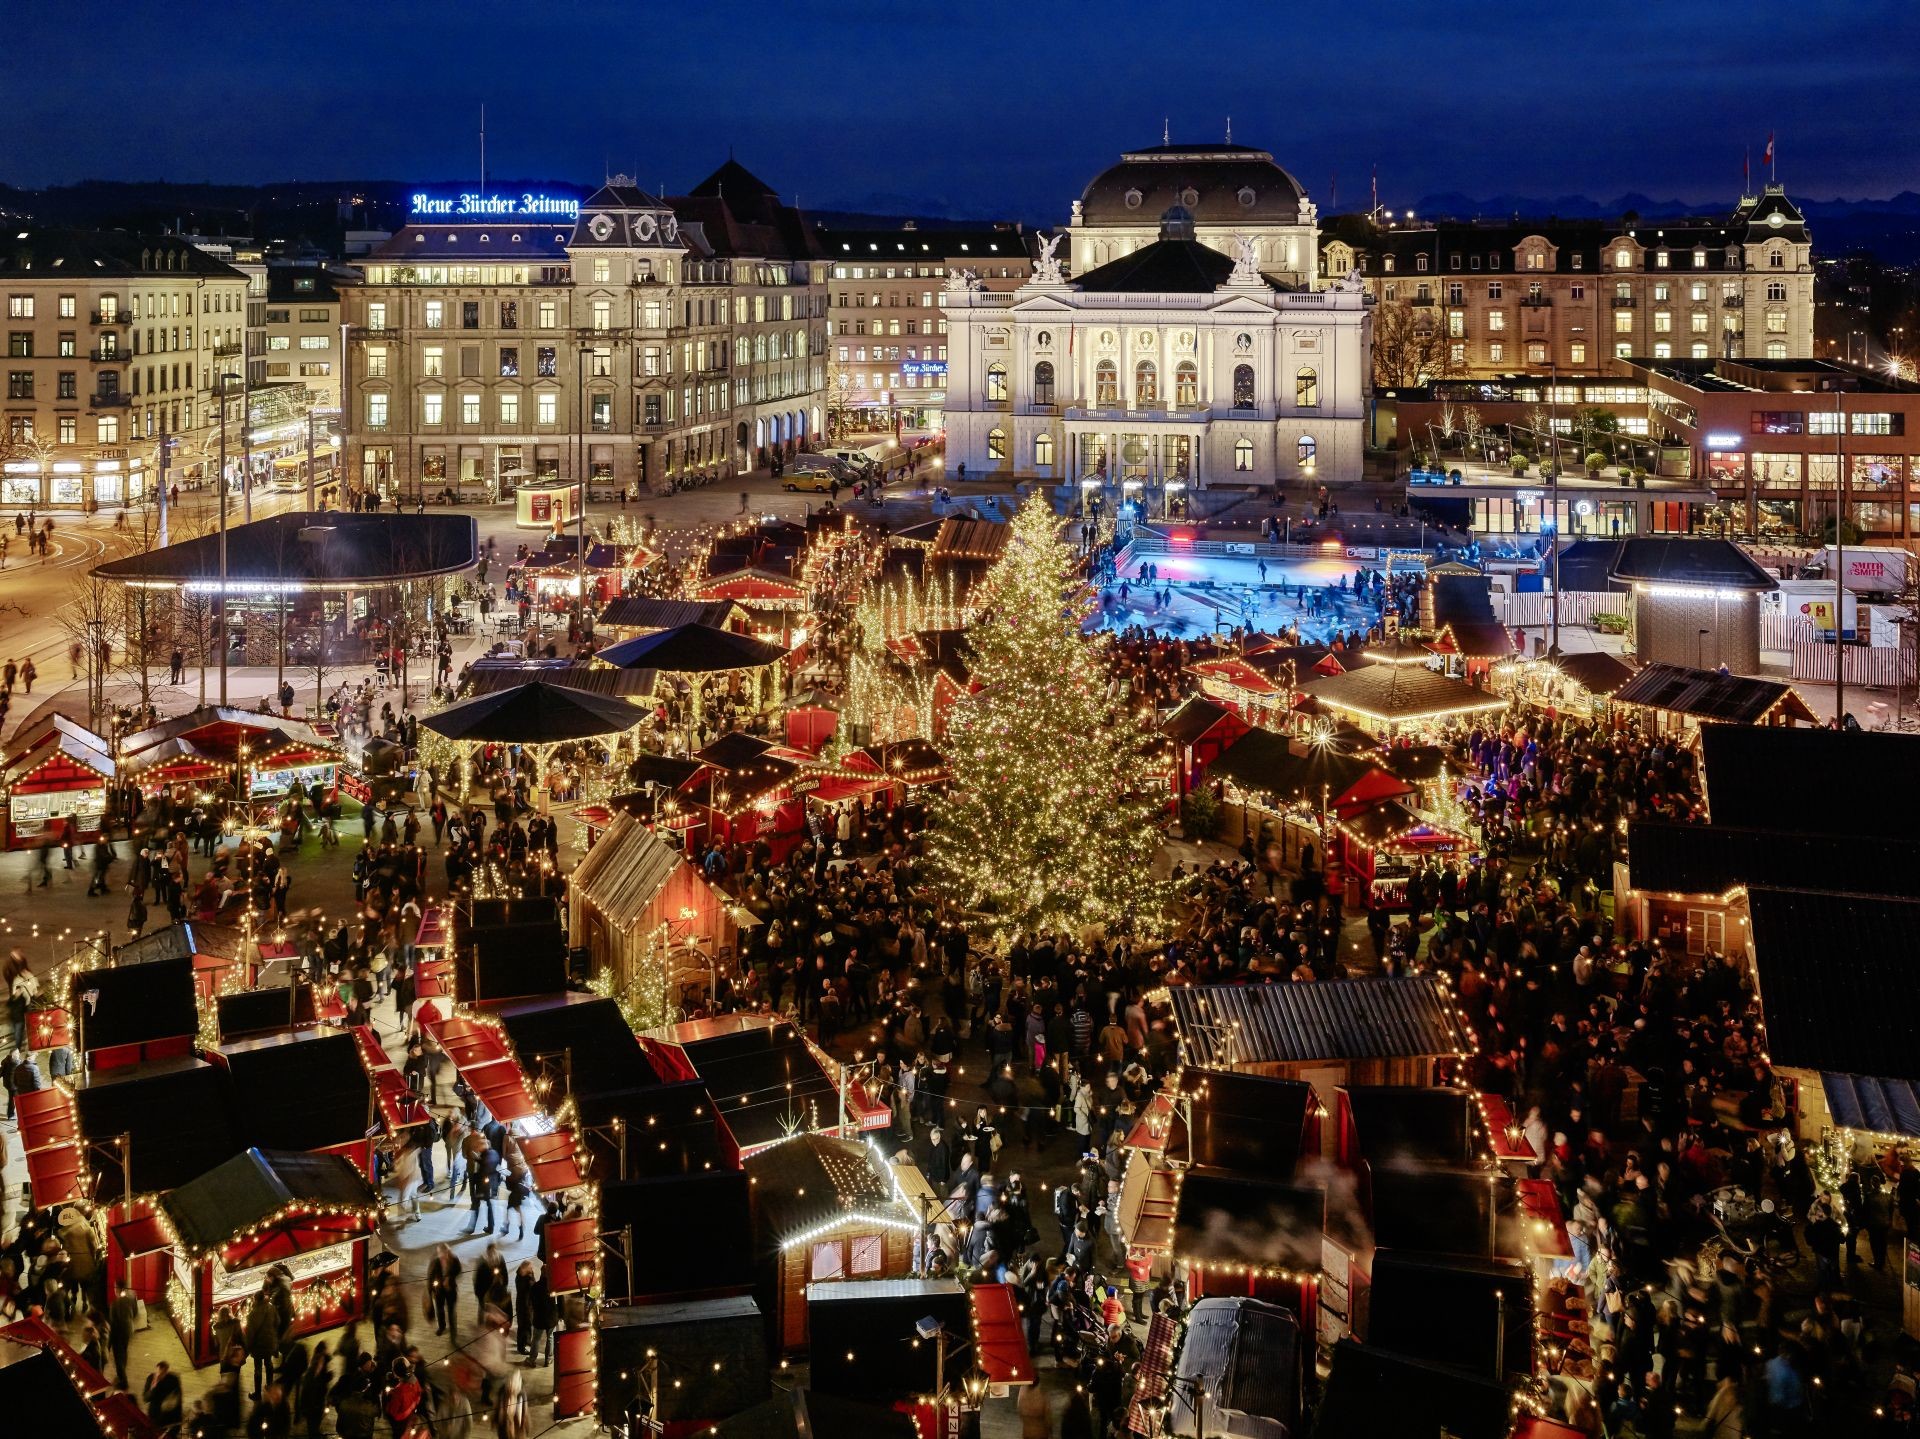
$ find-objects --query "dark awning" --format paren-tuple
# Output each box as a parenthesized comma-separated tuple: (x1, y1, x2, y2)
(423, 681, 645, 743)
(159, 1148, 377, 1260)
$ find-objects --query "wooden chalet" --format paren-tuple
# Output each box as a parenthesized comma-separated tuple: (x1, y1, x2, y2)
(0, 714, 113, 850)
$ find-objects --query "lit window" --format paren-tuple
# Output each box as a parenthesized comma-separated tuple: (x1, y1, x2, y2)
(1034, 432, 1055, 466)
(986, 427, 1006, 460)
(1294, 366, 1318, 408)
(460, 393, 480, 424)
(986, 363, 1006, 401)
(1234, 438, 1253, 471)
(1569, 343, 1587, 365)
(1766, 341, 1787, 359)
(424, 301, 444, 328)
(422, 393, 443, 425)
(499, 392, 519, 423)
(1297, 434, 1316, 466)
(1614, 247, 1632, 268)
(366, 393, 388, 428)
(537, 393, 557, 424)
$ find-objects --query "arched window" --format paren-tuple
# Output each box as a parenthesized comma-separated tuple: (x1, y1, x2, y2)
(1234, 438, 1254, 471)
(1033, 361, 1055, 406)
(1134, 359, 1158, 406)
(1094, 360, 1118, 406)
(1174, 361, 1198, 407)
(986, 363, 1007, 401)
(1232, 364, 1255, 409)
(1297, 434, 1317, 467)
(987, 427, 1007, 461)
(1295, 366, 1318, 409)
(1034, 432, 1055, 467)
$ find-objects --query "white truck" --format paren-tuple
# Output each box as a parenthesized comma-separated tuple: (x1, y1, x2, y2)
(1801, 544, 1911, 595)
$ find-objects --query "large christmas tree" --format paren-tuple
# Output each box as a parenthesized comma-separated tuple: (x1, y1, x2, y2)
(928, 494, 1166, 939)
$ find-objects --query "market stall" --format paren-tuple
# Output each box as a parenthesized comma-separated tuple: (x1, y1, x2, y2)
(1331, 799, 1475, 911)
(641, 1014, 846, 1156)
(567, 811, 737, 1005)
(158, 1148, 379, 1366)
(515, 481, 583, 531)
(0, 715, 113, 851)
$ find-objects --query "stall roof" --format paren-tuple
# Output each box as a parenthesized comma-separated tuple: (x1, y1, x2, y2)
(598, 1171, 755, 1299)
(1209, 730, 1406, 811)
(0, 713, 115, 783)
(1344, 1086, 1480, 1168)
(465, 660, 658, 698)
(1302, 665, 1506, 724)
(422, 681, 645, 743)
(96, 511, 479, 589)
(574, 1077, 732, 1178)
(75, 1059, 242, 1195)
(497, 993, 658, 1103)
(1700, 726, 1920, 834)
(1160, 695, 1241, 747)
(1170, 1169, 1328, 1271)
(1170, 977, 1465, 1069)
(1312, 1340, 1513, 1439)
(597, 623, 789, 673)
(742, 1133, 903, 1240)
(928, 517, 1009, 566)
(598, 596, 747, 632)
(160, 1148, 377, 1258)
(1611, 662, 1816, 725)
(571, 811, 716, 936)
(1365, 1251, 1534, 1380)
(1749, 887, 1920, 1082)
(1626, 819, 1918, 897)
(805, 1279, 970, 1402)
(1367, 1166, 1515, 1258)
(1608, 536, 1780, 590)
(218, 1028, 375, 1154)
(645, 1015, 842, 1151)
(71, 955, 199, 1052)
(1172, 1070, 1316, 1178)
(119, 706, 337, 769)
(1550, 651, 1638, 697)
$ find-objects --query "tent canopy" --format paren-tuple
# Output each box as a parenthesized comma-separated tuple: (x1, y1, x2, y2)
(597, 623, 788, 674)
(422, 681, 644, 743)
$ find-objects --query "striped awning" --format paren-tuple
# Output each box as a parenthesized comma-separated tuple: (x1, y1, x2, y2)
(1821, 1072, 1920, 1139)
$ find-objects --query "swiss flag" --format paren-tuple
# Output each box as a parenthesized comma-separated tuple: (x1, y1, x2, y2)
(1763, 132, 1775, 165)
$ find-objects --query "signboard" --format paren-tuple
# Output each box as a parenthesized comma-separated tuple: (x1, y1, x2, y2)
(409, 191, 579, 220)
(1798, 595, 1859, 642)
(1225, 542, 1256, 555)
(900, 361, 948, 378)
(1344, 545, 1379, 560)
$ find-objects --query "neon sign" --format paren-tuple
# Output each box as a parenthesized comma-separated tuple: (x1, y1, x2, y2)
(900, 361, 948, 378)
(409, 191, 580, 220)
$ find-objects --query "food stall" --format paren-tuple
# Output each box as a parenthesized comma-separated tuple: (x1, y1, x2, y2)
(158, 1148, 380, 1366)
(0, 715, 113, 851)
(1330, 800, 1476, 911)
(515, 481, 583, 531)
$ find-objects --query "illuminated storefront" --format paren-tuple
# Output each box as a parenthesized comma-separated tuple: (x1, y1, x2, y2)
(0, 457, 148, 510)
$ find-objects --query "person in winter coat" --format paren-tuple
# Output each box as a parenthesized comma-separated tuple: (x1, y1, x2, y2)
(513, 1259, 537, 1354)
(244, 1290, 282, 1398)
(426, 1244, 462, 1339)
(493, 1368, 532, 1439)
(474, 1243, 508, 1328)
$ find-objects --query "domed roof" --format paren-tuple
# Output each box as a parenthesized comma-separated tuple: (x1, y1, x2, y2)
(1079, 143, 1307, 226)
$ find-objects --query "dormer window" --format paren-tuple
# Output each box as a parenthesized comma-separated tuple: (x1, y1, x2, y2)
(1693, 249, 1707, 268)
(1614, 247, 1633, 268)
(1238, 187, 1256, 207)
(1415, 254, 1428, 272)
(1124, 189, 1142, 209)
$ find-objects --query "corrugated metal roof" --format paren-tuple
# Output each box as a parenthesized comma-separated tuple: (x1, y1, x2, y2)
(1169, 978, 1463, 1067)
(1612, 662, 1814, 725)
(573, 811, 689, 932)
(1821, 1073, 1920, 1139)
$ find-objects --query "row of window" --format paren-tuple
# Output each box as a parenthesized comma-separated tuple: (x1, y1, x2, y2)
(838, 318, 947, 338)
(1705, 452, 1919, 488)
(1748, 410, 1904, 435)
(1382, 242, 1790, 276)
(979, 429, 1319, 469)
(7, 290, 239, 320)
(981, 360, 1295, 411)
(6, 324, 240, 359)
(838, 345, 948, 364)
(366, 291, 821, 335)
(364, 368, 820, 432)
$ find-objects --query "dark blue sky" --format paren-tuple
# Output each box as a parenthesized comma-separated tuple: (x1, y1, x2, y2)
(3, 0, 1917, 217)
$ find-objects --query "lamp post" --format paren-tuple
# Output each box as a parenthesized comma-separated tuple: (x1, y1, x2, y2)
(212, 373, 239, 706)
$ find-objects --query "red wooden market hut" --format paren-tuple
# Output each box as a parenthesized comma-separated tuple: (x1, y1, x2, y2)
(568, 811, 740, 1003)
(741, 1133, 920, 1353)
(1159, 695, 1250, 794)
(117, 706, 342, 812)
(0, 714, 114, 851)
(156, 1148, 381, 1366)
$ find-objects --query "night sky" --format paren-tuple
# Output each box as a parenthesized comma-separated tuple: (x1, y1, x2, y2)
(3, 0, 1917, 218)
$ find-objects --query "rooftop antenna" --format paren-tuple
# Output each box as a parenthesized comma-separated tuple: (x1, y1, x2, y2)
(1226, 116, 1232, 144)
(1163, 117, 1170, 145)
(479, 103, 486, 189)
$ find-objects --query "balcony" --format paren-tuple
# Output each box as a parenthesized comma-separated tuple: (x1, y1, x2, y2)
(1722, 295, 1745, 309)
(91, 310, 128, 326)
(87, 346, 126, 363)
(1064, 403, 1213, 425)
(1409, 295, 1436, 307)
(212, 342, 244, 357)
(1519, 295, 1553, 308)
(89, 392, 134, 408)
(1610, 296, 1637, 309)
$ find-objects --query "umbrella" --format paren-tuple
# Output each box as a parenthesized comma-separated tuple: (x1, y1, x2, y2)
(596, 622, 789, 674)
(422, 681, 645, 744)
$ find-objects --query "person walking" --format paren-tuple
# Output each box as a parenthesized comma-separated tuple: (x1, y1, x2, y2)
(474, 1243, 508, 1330)
(426, 1243, 462, 1341)
(464, 1142, 499, 1234)
(108, 1282, 138, 1389)
(142, 1360, 184, 1430)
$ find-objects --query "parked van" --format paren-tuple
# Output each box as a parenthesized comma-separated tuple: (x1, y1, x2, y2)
(782, 453, 852, 492)
(824, 443, 887, 477)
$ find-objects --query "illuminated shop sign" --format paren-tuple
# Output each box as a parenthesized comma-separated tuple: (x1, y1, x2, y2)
(409, 191, 580, 219)
(900, 361, 948, 378)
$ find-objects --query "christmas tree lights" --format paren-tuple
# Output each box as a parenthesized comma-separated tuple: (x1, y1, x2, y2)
(926, 495, 1167, 940)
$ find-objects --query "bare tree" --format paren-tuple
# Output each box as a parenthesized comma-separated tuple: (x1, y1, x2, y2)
(1370, 299, 1464, 387)
(823, 364, 859, 442)
(111, 505, 174, 714)
(1437, 395, 1458, 450)
(1461, 405, 1485, 463)
(55, 574, 125, 732)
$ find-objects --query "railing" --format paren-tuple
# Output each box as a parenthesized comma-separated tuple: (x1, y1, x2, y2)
(87, 346, 124, 362)
(1722, 295, 1745, 309)
(90, 310, 128, 326)
(89, 392, 133, 408)
(1519, 296, 1553, 308)
(1610, 296, 1637, 309)
(1409, 296, 1436, 306)
(212, 342, 243, 357)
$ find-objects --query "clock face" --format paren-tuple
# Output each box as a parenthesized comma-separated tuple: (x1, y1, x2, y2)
(587, 214, 613, 241)
(1766, 211, 1785, 228)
